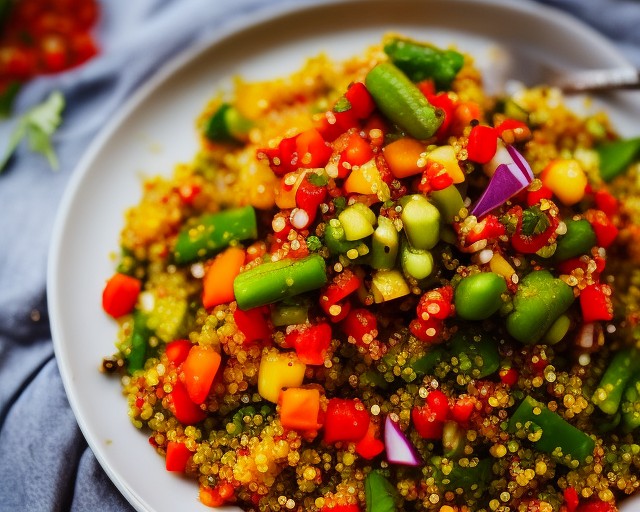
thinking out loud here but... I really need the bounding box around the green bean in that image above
[173,205,257,264]
[431,456,491,493]
[509,395,595,466]
[554,219,596,261]
[542,314,571,345]
[204,103,253,143]
[621,372,640,431]
[400,194,440,250]
[371,216,399,270]
[429,185,464,224]
[592,347,640,415]
[127,310,151,374]
[270,302,309,327]
[454,272,507,321]
[383,37,464,90]
[449,332,500,378]
[400,238,434,280]
[365,471,397,512]
[233,254,328,310]
[506,270,574,345]
[324,219,361,256]
[597,137,640,182]
[338,203,375,241]
[365,62,443,139]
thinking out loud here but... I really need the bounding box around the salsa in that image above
[101,35,640,512]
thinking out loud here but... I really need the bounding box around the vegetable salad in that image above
[101,35,640,512]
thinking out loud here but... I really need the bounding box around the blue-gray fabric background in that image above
[0,0,639,510]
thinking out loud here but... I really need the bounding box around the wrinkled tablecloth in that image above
[1,0,639,510]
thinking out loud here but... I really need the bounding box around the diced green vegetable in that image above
[400,194,440,250]
[597,137,640,182]
[400,238,434,280]
[371,216,399,270]
[173,206,257,264]
[365,62,442,139]
[431,456,492,493]
[127,310,151,373]
[509,395,596,466]
[621,373,640,431]
[429,185,464,224]
[506,270,574,345]
[204,103,253,142]
[592,347,640,415]
[271,302,309,327]
[338,203,376,240]
[233,254,328,310]
[371,269,410,303]
[383,37,464,90]
[324,219,361,256]
[365,471,397,512]
[449,332,500,379]
[542,314,571,345]
[454,272,507,321]
[554,219,596,261]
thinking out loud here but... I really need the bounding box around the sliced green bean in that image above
[204,103,253,143]
[338,203,375,241]
[365,62,442,139]
[324,219,361,256]
[506,270,574,345]
[621,372,640,431]
[554,219,596,261]
[233,254,328,310]
[400,194,440,250]
[454,272,507,321]
[449,332,500,378]
[371,216,399,270]
[429,185,464,224]
[173,205,257,264]
[592,347,640,415]
[383,37,464,90]
[509,395,595,466]
[127,310,151,374]
[400,238,434,280]
[431,456,492,493]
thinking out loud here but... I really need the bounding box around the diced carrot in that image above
[169,380,206,424]
[279,387,321,431]
[165,441,192,472]
[165,339,192,365]
[199,485,226,508]
[382,138,426,178]
[202,246,246,309]
[182,345,222,404]
[102,272,141,318]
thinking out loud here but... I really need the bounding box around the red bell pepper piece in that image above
[417,79,436,97]
[464,215,506,245]
[411,403,444,439]
[495,118,530,139]
[165,339,192,365]
[342,308,377,347]
[426,91,456,139]
[296,128,332,169]
[321,505,361,512]
[466,124,498,164]
[416,286,454,321]
[320,270,361,321]
[526,185,553,206]
[338,132,374,176]
[102,272,141,318]
[344,82,375,119]
[580,284,613,323]
[233,306,272,344]
[451,396,476,424]
[417,161,453,194]
[286,322,333,365]
[499,367,519,387]
[593,189,619,217]
[323,398,370,444]
[576,499,615,512]
[564,487,580,512]
[585,209,619,248]
[509,206,558,254]
[165,441,192,472]
[169,380,207,424]
[295,174,327,227]
[426,390,450,422]
[409,316,444,344]
[354,422,384,459]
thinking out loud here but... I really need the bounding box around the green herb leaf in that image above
[332,196,347,214]
[0,90,65,173]
[521,206,550,237]
[307,171,329,187]
[333,96,352,113]
[597,137,640,182]
[306,235,322,252]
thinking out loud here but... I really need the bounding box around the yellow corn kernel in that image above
[344,159,391,201]
[541,159,587,206]
[371,269,410,303]
[258,348,306,402]
[489,253,515,280]
[427,145,465,183]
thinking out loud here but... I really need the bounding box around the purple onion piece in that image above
[506,144,534,182]
[384,415,421,466]
[470,163,528,218]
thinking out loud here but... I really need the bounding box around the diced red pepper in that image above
[411,404,444,439]
[464,215,506,245]
[321,505,361,512]
[585,209,619,248]
[576,499,616,512]
[417,79,436,97]
[165,339,192,365]
[323,398,370,444]
[169,380,207,425]
[342,308,377,347]
[466,125,498,164]
[499,367,519,387]
[178,182,201,205]
[102,273,141,318]
[417,161,453,194]
[495,118,531,141]
[296,128,333,169]
[165,441,192,472]
[344,82,375,119]
[295,174,327,227]
[258,135,299,177]
[426,390,450,422]
[354,422,384,459]
[580,284,613,323]
[233,306,272,344]
[320,270,361,321]
[564,487,580,512]
[286,322,333,365]
[409,316,444,343]
[526,185,553,206]
[451,396,476,424]
[416,286,454,321]
[426,92,456,139]
[509,205,558,254]
[594,189,619,217]
[338,132,374,176]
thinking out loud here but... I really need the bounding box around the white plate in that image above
[48,0,640,511]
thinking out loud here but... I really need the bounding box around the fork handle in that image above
[554,67,640,94]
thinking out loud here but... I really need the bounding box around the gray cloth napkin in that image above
[1,0,639,511]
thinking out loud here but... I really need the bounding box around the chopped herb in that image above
[307,171,329,187]
[0,90,65,173]
[333,196,347,214]
[520,206,550,237]
[306,235,322,252]
[333,96,352,113]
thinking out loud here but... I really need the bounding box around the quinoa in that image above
[102,35,640,512]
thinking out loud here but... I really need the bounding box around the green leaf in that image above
[0,90,65,173]
[333,96,352,113]
[307,171,329,187]
[305,235,322,252]
[521,206,550,237]
[597,137,640,182]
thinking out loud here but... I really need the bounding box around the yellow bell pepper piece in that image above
[258,348,307,403]
[427,145,465,184]
[489,253,515,281]
[540,159,587,206]
[344,159,391,201]
[371,269,411,303]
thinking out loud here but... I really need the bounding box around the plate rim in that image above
[47,0,636,511]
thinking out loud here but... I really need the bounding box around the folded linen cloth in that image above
[0,0,639,511]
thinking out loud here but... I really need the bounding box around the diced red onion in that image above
[384,415,421,466]
[506,144,534,183]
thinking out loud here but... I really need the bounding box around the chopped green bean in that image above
[365,62,442,139]
[173,205,257,264]
[233,254,328,310]
[127,310,151,374]
[338,203,375,241]
[371,216,399,270]
[400,238,434,280]
[509,395,595,466]
[431,456,492,493]
[554,219,596,261]
[324,219,361,255]
[454,272,507,321]
[429,185,464,224]
[621,372,640,431]
[204,103,253,143]
[400,194,440,250]
[592,347,640,415]
[449,332,500,378]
